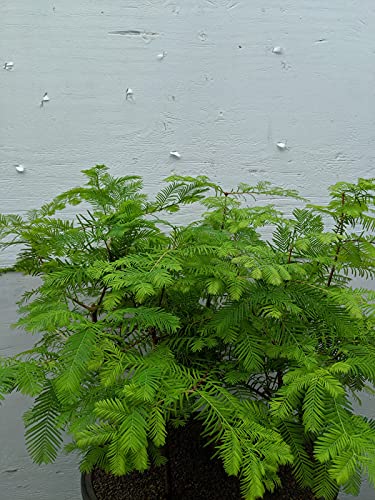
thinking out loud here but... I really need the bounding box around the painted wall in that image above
[0,0,374,498]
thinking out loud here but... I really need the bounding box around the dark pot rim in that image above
[81,472,97,500]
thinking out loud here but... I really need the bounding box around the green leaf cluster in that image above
[1,166,375,499]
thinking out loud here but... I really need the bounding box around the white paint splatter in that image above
[276,142,287,150]
[40,92,50,107]
[125,88,134,100]
[170,151,181,159]
[3,61,14,70]
[272,46,283,55]
[157,51,167,60]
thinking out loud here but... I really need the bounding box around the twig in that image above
[68,296,93,312]
[186,372,209,394]
[91,286,107,322]
[159,285,166,307]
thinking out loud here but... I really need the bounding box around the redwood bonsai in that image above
[0,166,375,499]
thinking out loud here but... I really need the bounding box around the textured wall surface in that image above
[1,0,374,498]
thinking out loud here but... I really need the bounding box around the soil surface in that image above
[91,421,319,500]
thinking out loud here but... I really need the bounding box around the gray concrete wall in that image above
[0,0,374,498]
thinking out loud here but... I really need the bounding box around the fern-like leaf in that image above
[23,382,63,463]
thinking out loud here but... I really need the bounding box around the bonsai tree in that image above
[0,165,375,499]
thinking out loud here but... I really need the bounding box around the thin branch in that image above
[222,190,256,199]
[68,296,93,312]
[186,372,209,394]
[123,332,151,351]
[150,249,172,272]
[97,286,108,308]
[91,286,107,323]
[149,326,159,346]
[250,385,271,401]
[158,285,166,307]
[206,294,212,308]
[326,244,342,287]
[244,381,272,400]
[103,237,114,261]
[276,370,283,389]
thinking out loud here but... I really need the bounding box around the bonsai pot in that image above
[80,421,322,500]
[81,472,97,500]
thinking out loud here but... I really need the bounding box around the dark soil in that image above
[91,421,319,500]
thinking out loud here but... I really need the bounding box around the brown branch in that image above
[250,385,271,401]
[287,246,293,264]
[245,378,272,400]
[326,244,342,287]
[97,286,107,308]
[158,285,166,307]
[68,296,94,312]
[69,286,107,322]
[91,286,108,322]
[222,191,256,197]
[206,294,212,308]
[103,237,115,261]
[149,326,159,346]
[123,332,150,350]
[186,372,209,394]
[276,370,283,389]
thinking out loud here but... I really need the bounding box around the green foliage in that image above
[23,382,63,463]
[0,166,375,499]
